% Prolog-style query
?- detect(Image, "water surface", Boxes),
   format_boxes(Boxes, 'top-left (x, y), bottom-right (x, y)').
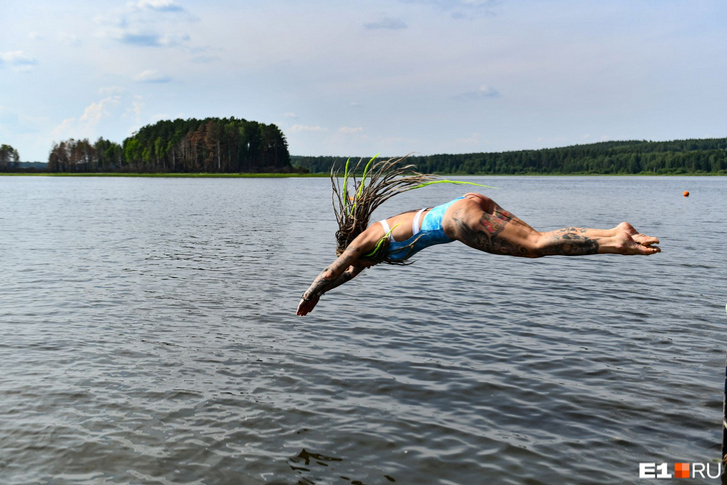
top-left (1, 176), bottom-right (725, 484)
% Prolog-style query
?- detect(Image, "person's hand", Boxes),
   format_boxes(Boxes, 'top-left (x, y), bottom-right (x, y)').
top-left (296, 294), bottom-right (320, 316)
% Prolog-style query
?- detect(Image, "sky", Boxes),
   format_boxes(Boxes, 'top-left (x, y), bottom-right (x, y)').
top-left (1, 0), bottom-right (725, 162)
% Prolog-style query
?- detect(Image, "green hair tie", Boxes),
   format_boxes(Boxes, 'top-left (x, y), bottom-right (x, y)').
top-left (410, 179), bottom-right (498, 190)
top-left (348, 154), bottom-right (379, 215)
top-left (364, 222), bottom-right (399, 258)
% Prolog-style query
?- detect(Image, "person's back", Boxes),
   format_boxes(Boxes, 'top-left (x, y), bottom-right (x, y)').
top-left (378, 209), bottom-right (422, 243)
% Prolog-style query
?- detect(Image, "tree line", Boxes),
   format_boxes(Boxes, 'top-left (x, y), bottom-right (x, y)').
top-left (46, 117), bottom-right (292, 173)
top-left (0, 144), bottom-right (21, 171)
top-left (3, 134), bottom-right (727, 175)
top-left (292, 138), bottom-right (727, 175)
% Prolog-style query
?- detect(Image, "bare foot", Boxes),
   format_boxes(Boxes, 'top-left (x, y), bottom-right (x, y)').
top-left (614, 222), bottom-right (661, 255)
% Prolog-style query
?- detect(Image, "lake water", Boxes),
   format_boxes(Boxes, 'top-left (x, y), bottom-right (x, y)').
top-left (1, 175), bottom-right (726, 484)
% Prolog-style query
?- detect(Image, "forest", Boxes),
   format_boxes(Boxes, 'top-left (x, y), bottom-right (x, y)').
top-left (292, 138), bottom-right (727, 175)
top-left (0, 144), bottom-right (21, 171)
top-left (2, 133), bottom-right (727, 175)
top-left (46, 117), bottom-right (292, 173)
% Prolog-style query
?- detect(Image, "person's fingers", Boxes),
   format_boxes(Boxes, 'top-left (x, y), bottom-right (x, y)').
top-left (297, 301), bottom-right (308, 315)
top-left (297, 297), bottom-right (318, 315)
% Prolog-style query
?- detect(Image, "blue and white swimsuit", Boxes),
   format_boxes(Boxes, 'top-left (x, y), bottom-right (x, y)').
top-left (378, 197), bottom-right (464, 261)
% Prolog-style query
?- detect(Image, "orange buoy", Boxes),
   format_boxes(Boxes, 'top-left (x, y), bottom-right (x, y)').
top-left (683, 191), bottom-right (690, 197)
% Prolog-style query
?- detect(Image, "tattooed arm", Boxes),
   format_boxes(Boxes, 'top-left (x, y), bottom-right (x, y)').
top-left (296, 262), bottom-right (365, 316)
top-left (296, 227), bottom-right (382, 316)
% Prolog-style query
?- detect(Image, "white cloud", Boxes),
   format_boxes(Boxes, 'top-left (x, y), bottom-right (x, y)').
top-left (51, 96), bottom-right (122, 141)
top-left (0, 51), bottom-right (34, 63)
top-left (364, 17), bottom-right (408, 30)
top-left (132, 98), bottom-right (145, 118)
top-left (191, 54), bottom-right (220, 64)
top-left (99, 86), bottom-right (126, 95)
top-left (455, 132), bottom-right (481, 145)
top-left (0, 50), bottom-right (38, 71)
top-left (58, 32), bottom-right (82, 46)
top-left (291, 124), bottom-right (328, 133)
top-left (5, 0), bottom-right (727, 162)
top-left (0, 105), bottom-right (19, 124)
top-left (121, 97), bottom-right (147, 128)
top-left (52, 118), bottom-right (77, 140)
top-left (456, 84), bottom-right (500, 100)
top-left (96, 0), bottom-right (196, 47)
top-left (400, 0), bottom-right (500, 16)
top-left (80, 96), bottom-right (120, 124)
top-left (134, 69), bottom-right (171, 83)
top-left (115, 32), bottom-right (190, 47)
top-left (339, 126), bottom-right (364, 134)
top-left (136, 0), bottom-right (185, 12)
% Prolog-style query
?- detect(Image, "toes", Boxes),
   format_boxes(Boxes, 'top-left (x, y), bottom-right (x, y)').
top-left (640, 244), bottom-right (661, 254)
top-left (633, 234), bottom-right (660, 246)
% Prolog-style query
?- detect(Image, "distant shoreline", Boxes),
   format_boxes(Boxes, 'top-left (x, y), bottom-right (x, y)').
top-left (1, 172), bottom-right (724, 178)
top-left (0, 172), bottom-right (324, 178)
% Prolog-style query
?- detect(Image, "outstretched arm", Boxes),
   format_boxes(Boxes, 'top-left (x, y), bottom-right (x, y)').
top-left (297, 263), bottom-right (365, 315)
top-left (296, 226), bottom-right (382, 316)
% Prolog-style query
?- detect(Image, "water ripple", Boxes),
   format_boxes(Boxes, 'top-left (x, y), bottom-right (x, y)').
top-left (1, 176), bottom-right (726, 484)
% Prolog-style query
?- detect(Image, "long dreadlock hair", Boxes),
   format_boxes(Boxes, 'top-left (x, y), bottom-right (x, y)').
top-left (331, 154), bottom-right (493, 265)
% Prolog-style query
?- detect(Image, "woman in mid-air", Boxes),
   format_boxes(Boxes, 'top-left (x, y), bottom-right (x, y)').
top-left (297, 157), bottom-right (660, 316)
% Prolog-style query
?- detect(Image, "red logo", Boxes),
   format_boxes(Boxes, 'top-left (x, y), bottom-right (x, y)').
top-left (674, 462), bottom-right (690, 479)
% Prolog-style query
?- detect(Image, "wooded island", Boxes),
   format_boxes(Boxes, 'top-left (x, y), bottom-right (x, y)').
top-left (47, 117), bottom-right (292, 173)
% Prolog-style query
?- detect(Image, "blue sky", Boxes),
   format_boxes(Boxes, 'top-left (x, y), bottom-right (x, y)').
top-left (1, 0), bottom-right (725, 162)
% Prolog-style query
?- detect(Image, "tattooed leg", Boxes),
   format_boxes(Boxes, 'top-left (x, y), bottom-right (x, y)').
top-left (451, 208), bottom-right (544, 257)
top-left (537, 223), bottom-right (660, 256)
top-left (532, 227), bottom-right (600, 256)
top-left (449, 199), bottom-right (660, 257)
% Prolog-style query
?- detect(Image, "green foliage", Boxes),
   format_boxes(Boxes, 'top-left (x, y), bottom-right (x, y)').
top-left (121, 117), bottom-right (291, 173)
top-left (48, 138), bottom-right (123, 172)
top-left (292, 138), bottom-right (727, 175)
top-left (0, 144), bottom-right (21, 170)
top-left (46, 117), bottom-right (292, 173)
